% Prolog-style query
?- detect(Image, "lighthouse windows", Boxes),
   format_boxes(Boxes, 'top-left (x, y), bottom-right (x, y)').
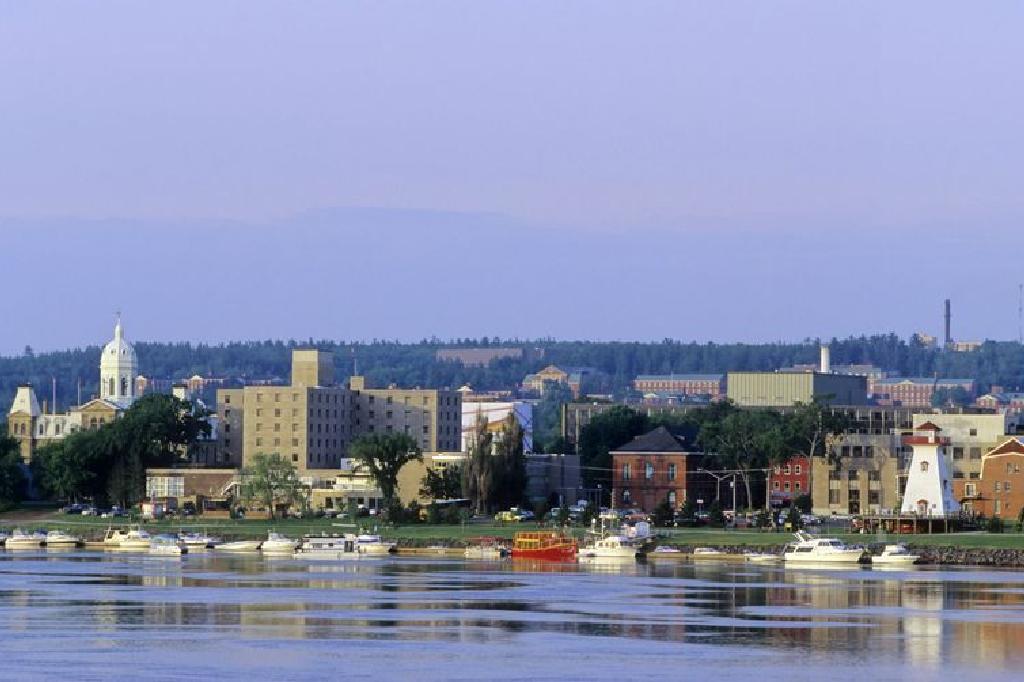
top-left (920, 461), bottom-right (929, 473)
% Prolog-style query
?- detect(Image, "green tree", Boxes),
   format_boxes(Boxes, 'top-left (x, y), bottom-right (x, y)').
top-left (785, 399), bottom-right (850, 463)
top-left (699, 404), bottom-right (787, 510)
top-left (0, 434), bottom-right (26, 511)
top-left (652, 500), bottom-right (674, 527)
top-left (419, 463), bottom-right (463, 501)
top-left (350, 432), bottom-right (422, 512)
top-left (534, 381), bottom-right (574, 451)
top-left (491, 415), bottom-right (527, 511)
top-left (577, 406), bottom-right (650, 488)
top-left (239, 452), bottom-right (307, 519)
top-left (462, 416), bottom-right (495, 514)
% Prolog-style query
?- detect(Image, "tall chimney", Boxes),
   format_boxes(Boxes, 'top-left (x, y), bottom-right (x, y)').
top-left (944, 298), bottom-right (952, 346)
top-left (819, 344), bottom-right (831, 373)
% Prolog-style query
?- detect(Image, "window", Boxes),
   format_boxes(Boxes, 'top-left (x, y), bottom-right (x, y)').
top-left (667, 491), bottom-right (676, 507)
top-left (970, 448), bottom-right (982, 460)
top-left (794, 482), bottom-right (802, 492)
top-left (795, 465), bottom-right (802, 475)
top-left (969, 428), bottom-right (978, 436)
top-left (828, 489), bottom-right (840, 504)
top-left (622, 490), bottom-right (631, 503)
top-left (965, 483), bottom-right (977, 497)
top-left (1006, 481), bottom-right (1012, 494)
top-left (868, 470), bottom-right (881, 481)
top-left (784, 464), bottom-right (791, 474)
top-left (995, 499), bottom-right (1002, 516)
top-left (224, 395), bottom-right (231, 404)
top-left (847, 470), bottom-right (858, 481)
top-left (668, 464), bottom-right (677, 481)
top-left (829, 470), bottom-right (841, 481)
top-left (645, 462), bottom-right (654, 480)
top-left (953, 447), bottom-right (964, 460)
top-left (774, 465), bottom-right (781, 475)
top-left (970, 472), bottom-right (980, 480)
top-left (784, 482), bottom-right (791, 492)
top-left (623, 463), bottom-right (632, 481)
top-left (868, 490), bottom-right (880, 505)
top-left (995, 481), bottom-right (1002, 493)
top-left (773, 481), bottom-right (781, 491)
top-left (920, 461), bottom-right (929, 473)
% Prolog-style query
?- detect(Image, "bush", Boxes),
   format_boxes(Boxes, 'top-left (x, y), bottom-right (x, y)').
top-left (708, 500), bottom-right (726, 528)
top-left (793, 494), bottom-right (812, 514)
top-left (653, 501), bottom-right (674, 527)
top-left (987, 517), bottom-right (1005, 534)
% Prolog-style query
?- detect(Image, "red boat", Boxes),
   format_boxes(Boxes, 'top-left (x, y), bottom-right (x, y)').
top-left (510, 531), bottom-right (578, 561)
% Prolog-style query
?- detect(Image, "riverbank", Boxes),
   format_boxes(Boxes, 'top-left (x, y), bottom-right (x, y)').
top-left (6, 511), bottom-right (1024, 564)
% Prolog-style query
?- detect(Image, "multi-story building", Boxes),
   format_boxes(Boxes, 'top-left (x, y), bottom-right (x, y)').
top-left (610, 426), bottom-right (708, 512)
top-left (461, 398), bottom-right (533, 453)
top-left (811, 408), bottom-right (1007, 517)
top-left (769, 456), bottom-right (810, 507)
top-left (213, 350), bottom-right (461, 474)
top-left (632, 374), bottom-right (725, 401)
top-left (976, 392), bottom-right (1024, 412)
top-left (522, 365), bottom-right (598, 399)
top-left (973, 437), bottom-right (1024, 519)
top-left (726, 371), bottom-right (868, 407)
top-left (870, 377), bottom-right (976, 407)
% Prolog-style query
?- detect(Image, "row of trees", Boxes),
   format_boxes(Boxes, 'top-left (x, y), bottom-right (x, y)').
top-left (31, 394), bottom-right (211, 507)
top-left (0, 435), bottom-right (26, 511)
top-left (7, 334), bottom-right (1024, 411)
top-left (577, 400), bottom-right (849, 508)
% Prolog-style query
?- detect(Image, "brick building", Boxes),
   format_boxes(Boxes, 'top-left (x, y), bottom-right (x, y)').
top-left (870, 377), bottom-right (976, 408)
top-left (769, 456), bottom-right (810, 507)
top-left (632, 374), bottom-right (725, 401)
top-left (610, 426), bottom-right (705, 511)
top-left (971, 437), bottom-right (1024, 519)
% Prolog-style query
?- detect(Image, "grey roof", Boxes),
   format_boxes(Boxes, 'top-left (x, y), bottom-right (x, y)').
top-left (611, 426), bottom-right (689, 454)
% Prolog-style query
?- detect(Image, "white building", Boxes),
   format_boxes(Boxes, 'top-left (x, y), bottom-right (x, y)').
top-left (99, 316), bottom-right (139, 409)
top-left (900, 422), bottom-right (960, 517)
top-left (461, 400), bottom-right (533, 453)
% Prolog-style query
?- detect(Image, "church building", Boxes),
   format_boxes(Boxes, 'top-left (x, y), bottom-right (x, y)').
top-left (7, 317), bottom-right (140, 463)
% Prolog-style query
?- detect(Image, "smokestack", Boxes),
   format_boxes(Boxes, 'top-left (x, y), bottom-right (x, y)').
top-left (944, 298), bottom-right (952, 346)
top-left (819, 344), bottom-right (831, 373)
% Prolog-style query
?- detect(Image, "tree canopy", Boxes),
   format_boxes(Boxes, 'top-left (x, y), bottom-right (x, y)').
top-left (350, 433), bottom-right (422, 511)
top-left (239, 452), bottom-right (306, 519)
top-left (0, 435), bottom-right (26, 511)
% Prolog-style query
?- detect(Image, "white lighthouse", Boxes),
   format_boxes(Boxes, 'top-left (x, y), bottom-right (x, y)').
top-left (900, 422), bottom-right (959, 517)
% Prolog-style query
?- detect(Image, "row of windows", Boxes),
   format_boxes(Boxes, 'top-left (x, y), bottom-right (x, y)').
top-left (621, 463), bottom-right (678, 481)
top-left (772, 464), bottom-right (803, 475)
top-left (773, 481), bottom-right (803, 492)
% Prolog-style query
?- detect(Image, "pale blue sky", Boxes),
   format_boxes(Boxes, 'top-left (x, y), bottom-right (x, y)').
top-left (1, 2), bottom-right (1021, 353)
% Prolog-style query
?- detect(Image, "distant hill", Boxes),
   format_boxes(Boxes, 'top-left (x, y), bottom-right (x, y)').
top-left (2, 335), bottom-right (1022, 410)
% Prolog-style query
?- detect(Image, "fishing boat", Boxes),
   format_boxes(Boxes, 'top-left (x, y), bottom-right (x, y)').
top-left (783, 531), bottom-right (866, 564)
top-left (510, 531), bottom-right (577, 562)
top-left (577, 533), bottom-right (641, 559)
top-left (44, 530), bottom-right (82, 548)
top-left (464, 537), bottom-right (507, 560)
top-left (103, 527), bottom-right (152, 551)
top-left (215, 539), bottom-right (262, 552)
top-left (260, 531), bottom-right (299, 554)
top-left (870, 544), bottom-right (920, 566)
top-left (293, 534), bottom-right (360, 560)
top-left (5, 529), bottom-right (46, 549)
top-left (356, 533), bottom-right (396, 555)
top-left (149, 535), bottom-right (186, 556)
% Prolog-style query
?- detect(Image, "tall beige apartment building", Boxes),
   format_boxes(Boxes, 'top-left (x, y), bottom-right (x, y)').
top-left (215, 350), bottom-right (461, 474)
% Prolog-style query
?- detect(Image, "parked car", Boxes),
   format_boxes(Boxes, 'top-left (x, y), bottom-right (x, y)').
top-left (63, 503), bottom-right (84, 515)
top-left (80, 506), bottom-right (98, 516)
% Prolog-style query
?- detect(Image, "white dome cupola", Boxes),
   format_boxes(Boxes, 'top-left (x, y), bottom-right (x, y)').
top-left (100, 314), bottom-right (138, 408)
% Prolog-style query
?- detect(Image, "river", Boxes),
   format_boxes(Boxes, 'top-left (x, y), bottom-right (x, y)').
top-left (1, 550), bottom-right (1022, 680)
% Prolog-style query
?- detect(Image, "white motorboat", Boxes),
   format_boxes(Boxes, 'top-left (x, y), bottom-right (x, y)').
top-left (103, 528), bottom-right (152, 551)
top-left (577, 534), bottom-right (641, 559)
top-left (215, 539), bottom-right (262, 552)
top-left (179, 532), bottom-right (219, 549)
top-left (260, 532), bottom-right (299, 554)
top-left (5, 529), bottom-right (46, 549)
top-left (783, 532), bottom-right (866, 564)
top-left (871, 544), bottom-right (920, 566)
top-left (745, 552), bottom-right (779, 563)
top-left (149, 535), bottom-right (186, 556)
top-left (293, 534), bottom-right (360, 560)
top-left (652, 545), bottom-right (681, 554)
top-left (356, 533), bottom-right (396, 555)
top-left (44, 530), bottom-right (82, 548)
top-left (464, 537), bottom-right (507, 560)
top-left (691, 547), bottom-right (727, 560)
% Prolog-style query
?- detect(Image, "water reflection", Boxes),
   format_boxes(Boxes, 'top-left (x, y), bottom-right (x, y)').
top-left (3, 552), bottom-right (1024, 678)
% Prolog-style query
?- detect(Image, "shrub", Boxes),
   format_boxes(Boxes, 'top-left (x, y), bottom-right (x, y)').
top-left (987, 517), bottom-right (1005, 534)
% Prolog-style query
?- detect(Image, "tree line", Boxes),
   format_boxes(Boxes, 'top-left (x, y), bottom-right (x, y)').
top-left (5, 334), bottom-right (1023, 410)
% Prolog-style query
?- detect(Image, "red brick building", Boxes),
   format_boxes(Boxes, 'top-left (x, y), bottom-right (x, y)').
top-left (632, 374), bottom-right (725, 401)
top-left (971, 437), bottom-right (1024, 519)
top-left (610, 426), bottom-right (705, 511)
top-left (768, 455), bottom-right (810, 507)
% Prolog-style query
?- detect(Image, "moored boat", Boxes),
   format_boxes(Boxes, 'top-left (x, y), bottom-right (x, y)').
top-left (691, 547), bottom-right (727, 560)
top-left (293, 534), bottom-right (359, 560)
top-left (464, 537), bottom-right (507, 560)
top-left (5, 529), bottom-right (46, 549)
top-left (44, 530), bottom-right (82, 548)
top-left (871, 544), bottom-right (920, 566)
top-left (510, 531), bottom-right (577, 562)
top-left (215, 539), bottom-right (262, 552)
top-left (356, 533), bottom-right (396, 555)
top-left (745, 552), bottom-right (780, 563)
top-left (103, 527), bottom-right (152, 551)
top-left (179, 532), bottom-right (219, 549)
top-left (783, 531), bottom-right (865, 564)
top-left (261, 532), bottom-right (299, 554)
top-left (149, 535), bottom-right (186, 555)
top-left (577, 533), bottom-right (640, 559)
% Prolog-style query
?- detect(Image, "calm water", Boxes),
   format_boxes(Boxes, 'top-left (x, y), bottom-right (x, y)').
top-left (1, 550), bottom-right (1023, 681)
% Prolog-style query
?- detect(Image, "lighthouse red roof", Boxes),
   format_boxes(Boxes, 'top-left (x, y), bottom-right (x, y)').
top-left (916, 421), bottom-right (942, 432)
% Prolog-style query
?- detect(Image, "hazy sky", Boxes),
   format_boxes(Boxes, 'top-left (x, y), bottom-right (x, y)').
top-left (2, 2), bottom-right (1022, 354)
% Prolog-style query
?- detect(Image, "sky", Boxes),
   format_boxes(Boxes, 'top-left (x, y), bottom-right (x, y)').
top-left (1, 1), bottom-right (1022, 354)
